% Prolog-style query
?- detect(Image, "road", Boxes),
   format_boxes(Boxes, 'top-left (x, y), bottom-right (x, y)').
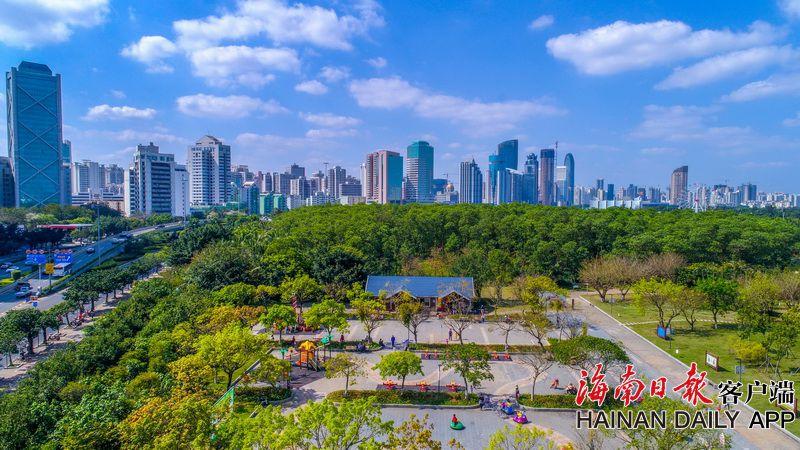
top-left (0, 222), bottom-right (183, 314)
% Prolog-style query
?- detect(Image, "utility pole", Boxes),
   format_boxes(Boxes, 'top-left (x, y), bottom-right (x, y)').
top-left (96, 202), bottom-right (102, 267)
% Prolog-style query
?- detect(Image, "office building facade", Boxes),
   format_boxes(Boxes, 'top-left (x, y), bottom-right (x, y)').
top-left (563, 153), bottom-right (575, 206)
top-left (365, 150), bottom-right (403, 204)
top-left (459, 159), bottom-right (483, 204)
top-left (670, 165), bottom-right (689, 206)
top-left (6, 61), bottom-right (68, 207)
top-left (488, 139), bottom-right (518, 204)
top-left (522, 152), bottom-right (539, 204)
top-left (405, 141), bottom-right (434, 203)
top-left (539, 148), bottom-right (555, 205)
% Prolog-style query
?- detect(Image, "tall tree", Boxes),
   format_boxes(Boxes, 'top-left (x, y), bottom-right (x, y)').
top-left (442, 343), bottom-right (494, 397)
top-left (580, 257), bottom-right (615, 302)
top-left (261, 304), bottom-right (297, 343)
top-left (324, 353), bottom-right (366, 396)
top-left (633, 279), bottom-right (683, 330)
top-left (373, 351), bottom-right (423, 388)
top-left (195, 324), bottom-right (261, 389)
top-left (304, 298), bottom-right (349, 339)
top-left (516, 350), bottom-right (555, 398)
top-left (351, 298), bottom-right (386, 343)
top-left (395, 293), bottom-right (427, 342)
top-left (695, 277), bottom-right (738, 329)
top-left (5, 309), bottom-right (42, 355)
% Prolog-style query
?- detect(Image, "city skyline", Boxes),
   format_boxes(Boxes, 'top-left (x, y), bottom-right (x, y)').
top-left (0, 1), bottom-right (798, 192)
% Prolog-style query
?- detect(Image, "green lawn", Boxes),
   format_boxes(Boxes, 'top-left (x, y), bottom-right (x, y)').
top-left (583, 294), bottom-right (800, 437)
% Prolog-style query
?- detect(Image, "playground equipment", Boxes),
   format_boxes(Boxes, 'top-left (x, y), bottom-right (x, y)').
top-left (450, 414), bottom-right (465, 430)
top-left (296, 341), bottom-right (322, 371)
top-left (500, 400), bottom-right (515, 415)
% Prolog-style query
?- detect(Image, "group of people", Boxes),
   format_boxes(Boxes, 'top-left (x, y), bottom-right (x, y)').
top-left (549, 378), bottom-right (577, 394)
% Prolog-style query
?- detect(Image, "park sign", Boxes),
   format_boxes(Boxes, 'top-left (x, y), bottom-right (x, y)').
top-left (53, 249), bottom-right (73, 264)
top-left (25, 250), bottom-right (46, 265)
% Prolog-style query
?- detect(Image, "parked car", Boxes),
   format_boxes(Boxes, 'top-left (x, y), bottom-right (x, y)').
top-left (14, 281), bottom-right (31, 292)
top-left (0, 263), bottom-right (10, 270)
top-left (15, 288), bottom-right (31, 298)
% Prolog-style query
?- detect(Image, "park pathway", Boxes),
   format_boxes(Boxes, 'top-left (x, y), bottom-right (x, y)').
top-left (574, 292), bottom-right (799, 450)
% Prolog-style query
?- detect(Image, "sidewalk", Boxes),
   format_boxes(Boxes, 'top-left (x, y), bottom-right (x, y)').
top-left (574, 293), bottom-right (799, 450)
top-left (0, 293), bottom-right (124, 391)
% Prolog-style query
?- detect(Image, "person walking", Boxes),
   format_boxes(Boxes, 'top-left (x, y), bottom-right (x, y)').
top-left (390, 335), bottom-right (396, 349)
top-left (448, 329), bottom-right (453, 341)
top-left (515, 385), bottom-right (520, 401)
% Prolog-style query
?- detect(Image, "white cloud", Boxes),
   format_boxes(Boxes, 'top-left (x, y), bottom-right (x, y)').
top-left (84, 104), bottom-right (157, 121)
top-left (0, 0), bottom-right (108, 48)
top-left (723, 72), bottom-right (800, 102)
top-left (305, 128), bottom-right (357, 138)
top-left (547, 20), bottom-right (783, 75)
top-left (349, 77), bottom-right (423, 108)
top-left (81, 128), bottom-right (184, 144)
top-left (300, 112), bottom-right (361, 127)
top-left (173, 0), bottom-right (384, 51)
top-left (319, 66), bottom-right (350, 82)
top-left (188, 45), bottom-right (298, 87)
top-left (110, 90), bottom-right (126, 99)
top-left (656, 46), bottom-right (799, 90)
top-left (234, 132), bottom-right (341, 154)
top-left (529, 15), bottom-right (554, 30)
top-left (176, 94), bottom-right (287, 118)
top-left (783, 112), bottom-right (800, 127)
top-left (366, 56), bottom-right (387, 68)
top-left (627, 104), bottom-right (800, 154)
top-left (349, 76), bottom-right (564, 135)
top-left (121, 36), bottom-right (179, 73)
top-left (295, 80), bottom-right (328, 95)
top-left (780, 0), bottom-right (800, 18)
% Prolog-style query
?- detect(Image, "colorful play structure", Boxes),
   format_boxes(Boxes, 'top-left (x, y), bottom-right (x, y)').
top-left (284, 340), bottom-right (324, 371)
top-left (450, 414), bottom-right (465, 430)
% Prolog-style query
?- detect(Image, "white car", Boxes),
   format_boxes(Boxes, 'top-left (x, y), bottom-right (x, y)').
top-left (5, 266), bottom-right (19, 273)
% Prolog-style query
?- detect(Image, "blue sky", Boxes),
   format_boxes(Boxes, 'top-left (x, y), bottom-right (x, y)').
top-left (1, 0), bottom-right (799, 191)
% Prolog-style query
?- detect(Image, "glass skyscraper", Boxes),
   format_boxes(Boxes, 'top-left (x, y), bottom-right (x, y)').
top-left (522, 153), bottom-right (539, 204)
top-left (6, 61), bottom-right (68, 207)
top-left (488, 139), bottom-right (518, 204)
top-left (406, 141), bottom-right (434, 203)
top-left (563, 153), bottom-right (575, 206)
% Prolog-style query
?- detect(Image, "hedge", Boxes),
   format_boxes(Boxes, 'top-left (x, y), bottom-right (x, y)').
top-left (327, 390), bottom-right (478, 406)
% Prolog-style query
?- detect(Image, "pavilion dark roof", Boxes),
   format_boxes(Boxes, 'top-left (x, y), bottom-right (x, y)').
top-left (365, 275), bottom-right (475, 299)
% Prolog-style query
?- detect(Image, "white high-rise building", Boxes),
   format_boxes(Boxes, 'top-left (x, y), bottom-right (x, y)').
top-left (172, 164), bottom-right (190, 217)
top-left (71, 160), bottom-right (103, 195)
top-left (187, 135), bottom-right (232, 206)
top-left (124, 142), bottom-right (175, 216)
